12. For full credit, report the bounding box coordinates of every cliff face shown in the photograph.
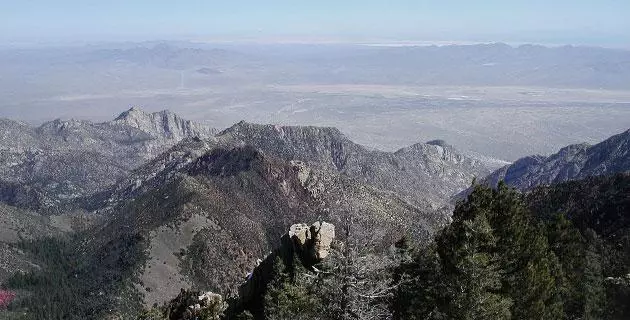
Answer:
[233,221,336,316]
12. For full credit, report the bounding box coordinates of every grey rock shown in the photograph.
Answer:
[289,221,335,261]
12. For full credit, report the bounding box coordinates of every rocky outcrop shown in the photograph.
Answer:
[139,289,227,320]
[232,221,336,317]
[289,221,335,261]
[112,107,216,141]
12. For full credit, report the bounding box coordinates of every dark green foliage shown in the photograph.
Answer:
[3,233,147,320]
[545,213,586,317]
[581,230,605,319]
[0,311,29,320]
[4,237,82,320]
[394,183,563,320]
[396,174,630,320]
[392,244,446,320]
[435,186,513,319]
[263,257,322,320]
[527,173,630,277]
[181,230,213,288]
[528,173,630,319]
[605,274,630,319]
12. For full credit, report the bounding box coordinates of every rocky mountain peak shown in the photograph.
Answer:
[113,106,150,121]
[0,108,219,213]
[426,139,452,148]
[37,118,90,134]
[112,107,215,140]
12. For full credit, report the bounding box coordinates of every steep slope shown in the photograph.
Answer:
[218,121,490,208]
[0,108,215,213]
[484,129,630,191]
[527,172,630,276]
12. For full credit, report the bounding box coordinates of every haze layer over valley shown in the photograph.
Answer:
[2,42,629,161]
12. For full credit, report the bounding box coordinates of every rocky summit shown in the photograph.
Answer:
[112,107,216,141]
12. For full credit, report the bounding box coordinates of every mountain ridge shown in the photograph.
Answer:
[484,129,630,190]
[219,120,490,208]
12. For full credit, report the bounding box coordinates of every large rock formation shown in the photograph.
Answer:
[112,107,216,141]
[138,289,227,320]
[289,221,335,261]
[234,221,336,317]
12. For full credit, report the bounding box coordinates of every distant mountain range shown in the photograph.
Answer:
[219,121,489,208]
[3,42,630,89]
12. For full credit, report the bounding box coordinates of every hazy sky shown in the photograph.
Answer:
[3,0,629,46]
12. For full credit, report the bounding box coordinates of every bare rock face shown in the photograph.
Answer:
[289,221,335,261]
[140,289,227,320]
[112,107,216,141]
[310,221,335,260]
[288,223,309,246]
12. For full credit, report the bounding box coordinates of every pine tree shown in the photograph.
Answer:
[436,205,512,320]
[263,257,322,320]
[394,183,567,320]
[545,214,606,319]
[483,183,563,319]
[581,229,605,320]
[392,244,446,320]
[545,212,585,318]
